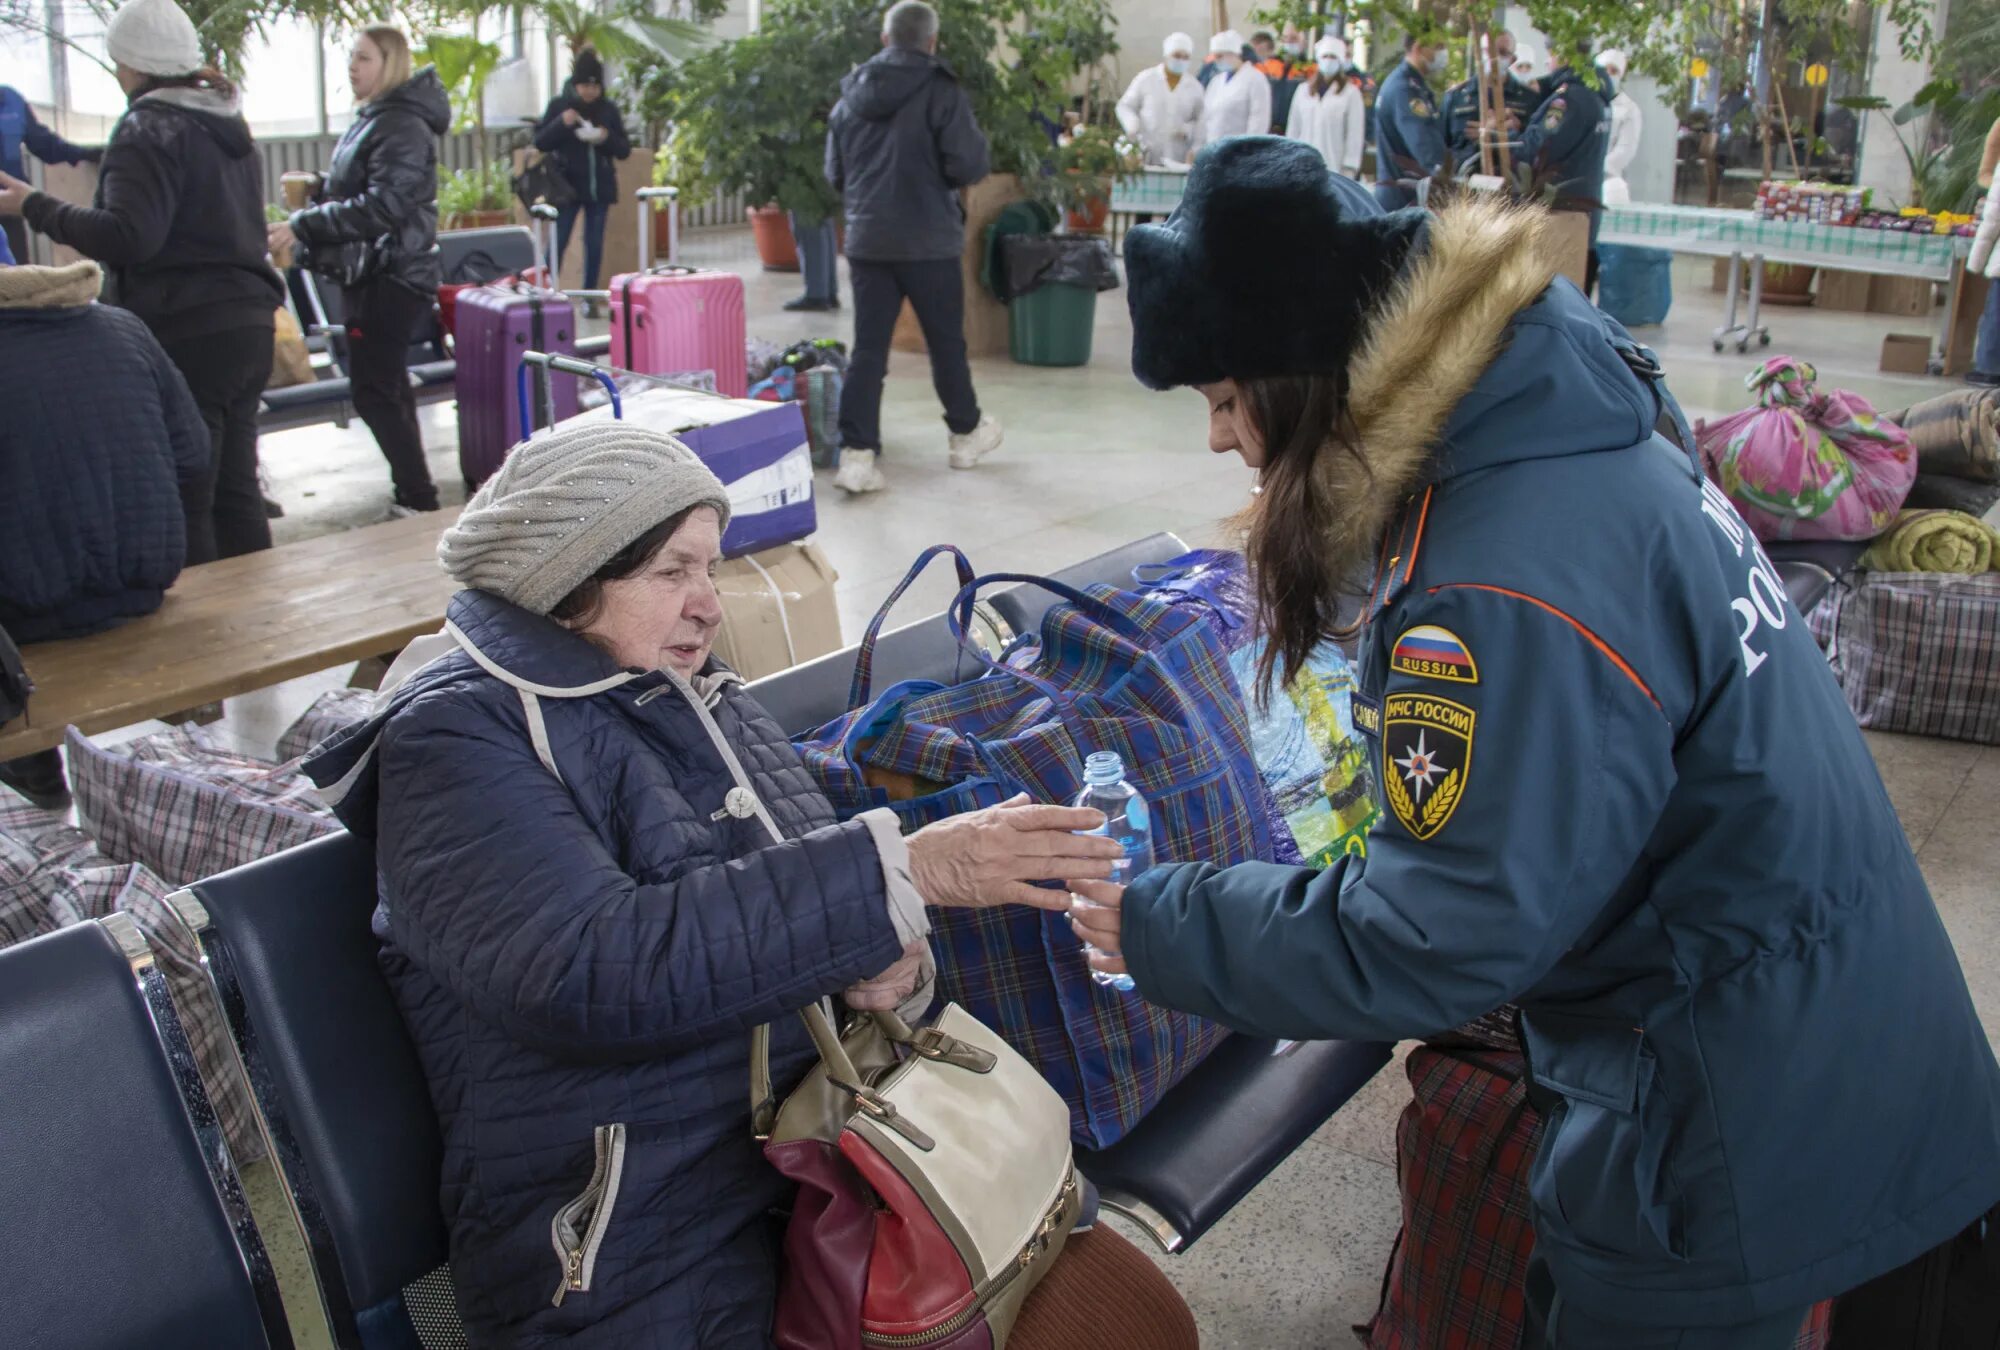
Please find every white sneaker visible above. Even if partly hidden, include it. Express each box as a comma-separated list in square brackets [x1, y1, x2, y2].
[833, 449, 888, 495]
[947, 415, 1003, 470]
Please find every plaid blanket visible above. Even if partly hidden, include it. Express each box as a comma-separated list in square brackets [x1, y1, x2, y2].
[1807, 572, 2000, 744]
[67, 724, 340, 887]
[276, 687, 376, 763]
[797, 548, 1271, 1147]
[0, 801, 263, 1165]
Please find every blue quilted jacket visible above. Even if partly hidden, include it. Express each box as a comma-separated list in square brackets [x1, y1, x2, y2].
[0, 263, 206, 642]
[307, 590, 905, 1348]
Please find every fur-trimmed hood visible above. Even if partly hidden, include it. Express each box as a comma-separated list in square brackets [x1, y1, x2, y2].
[1317, 196, 1658, 580]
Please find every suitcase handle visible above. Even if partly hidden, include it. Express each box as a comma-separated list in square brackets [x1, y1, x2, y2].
[517, 351, 621, 437]
[637, 185, 679, 269]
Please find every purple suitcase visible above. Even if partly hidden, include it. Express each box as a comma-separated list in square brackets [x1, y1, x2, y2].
[455, 282, 580, 487]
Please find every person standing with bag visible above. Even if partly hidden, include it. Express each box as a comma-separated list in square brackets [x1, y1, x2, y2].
[0, 0, 280, 561]
[533, 48, 630, 298]
[269, 25, 448, 517]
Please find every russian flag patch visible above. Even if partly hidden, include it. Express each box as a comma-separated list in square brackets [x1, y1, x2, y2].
[1390, 625, 1479, 684]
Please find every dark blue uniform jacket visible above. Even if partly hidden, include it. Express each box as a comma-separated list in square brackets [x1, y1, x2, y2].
[1122, 199, 2000, 1326]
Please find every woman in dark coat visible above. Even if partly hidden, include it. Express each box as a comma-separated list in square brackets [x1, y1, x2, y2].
[534, 48, 630, 296]
[305, 421, 1198, 1350]
[270, 25, 449, 516]
[1071, 137, 2000, 1350]
[1, 0, 281, 561]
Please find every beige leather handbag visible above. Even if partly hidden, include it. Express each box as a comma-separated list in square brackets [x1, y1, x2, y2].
[758, 1002, 1081, 1349]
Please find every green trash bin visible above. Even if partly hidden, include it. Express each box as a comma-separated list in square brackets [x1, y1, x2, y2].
[1009, 283, 1098, 367]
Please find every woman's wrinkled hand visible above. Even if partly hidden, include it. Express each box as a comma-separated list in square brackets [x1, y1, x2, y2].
[907, 793, 1123, 911]
[1067, 879, 1128, 977]
[844, 940, 929, 1012]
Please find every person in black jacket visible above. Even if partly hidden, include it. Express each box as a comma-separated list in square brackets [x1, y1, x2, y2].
[0, 258, 208, 809]
[269, 25, 448, 516]
[534, 49, 630, 296]
[824, 0, 1001, 496]
[0, 0, 280, 561]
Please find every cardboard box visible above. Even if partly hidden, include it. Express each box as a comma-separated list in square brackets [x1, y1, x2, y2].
[568, 387, 815, 559]
[1816, 268, 1874, 312]
[1869, 274, 1935, 318]
[712, 542, 842, 682]
[1539, 210, 1591, 293]
[1880, 333, 1932, 375]
[1944, 266, 1990, 378]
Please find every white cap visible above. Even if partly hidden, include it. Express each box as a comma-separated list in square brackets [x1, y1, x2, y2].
[1209, 30, 1244, 56]
[1600, 47, 1628, 77]
[1163, 31, 1194, 58]
[1315, 37, 1348, 66]
[1512, 45, 1539, 72]
[104, 0, 204, 78]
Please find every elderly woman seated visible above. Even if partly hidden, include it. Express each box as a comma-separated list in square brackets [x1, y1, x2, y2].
[306, 422, 1197, 1350]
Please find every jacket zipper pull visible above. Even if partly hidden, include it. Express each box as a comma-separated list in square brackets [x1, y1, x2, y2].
[552, 1249, 585, 1307]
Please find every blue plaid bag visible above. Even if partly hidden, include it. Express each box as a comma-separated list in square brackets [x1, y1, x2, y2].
[795, 546, 1275, 1147]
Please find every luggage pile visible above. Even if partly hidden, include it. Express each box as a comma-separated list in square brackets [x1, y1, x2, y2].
[1758, 388, 2000, 745]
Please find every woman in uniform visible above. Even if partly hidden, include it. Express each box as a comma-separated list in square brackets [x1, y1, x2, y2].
[1069, 136, 2000, 1350]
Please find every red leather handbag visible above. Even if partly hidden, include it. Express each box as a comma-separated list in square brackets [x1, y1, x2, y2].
[759, 1003, 1081, 1350]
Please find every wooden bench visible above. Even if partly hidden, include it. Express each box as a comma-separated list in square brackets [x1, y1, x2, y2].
[0, 512, 458, 760]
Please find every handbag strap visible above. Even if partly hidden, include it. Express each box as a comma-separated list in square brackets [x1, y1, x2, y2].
[848, 545, 978, 709]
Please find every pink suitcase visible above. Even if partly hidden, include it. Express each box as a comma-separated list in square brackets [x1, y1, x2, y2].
[608, 186, 749, 398]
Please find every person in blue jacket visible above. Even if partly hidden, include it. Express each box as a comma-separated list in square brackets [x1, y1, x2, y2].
[1439, 29, 1541, 164]
[0, 84, 98, 264]
[1076, 137, 2000, 1350]
[1372, 31, 1450, 209]
[302, 420, 1202, 1349]
[533, 48, 631, 296]
[1504, 47, 1611, 290]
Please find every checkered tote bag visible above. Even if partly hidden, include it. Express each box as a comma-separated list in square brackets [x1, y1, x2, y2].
[1806, 571, 2000, 745]
[795, 546, 1275, 1148]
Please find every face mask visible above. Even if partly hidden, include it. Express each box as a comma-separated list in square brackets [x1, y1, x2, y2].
[1426, 51, 1450, 78]
[1218, 55, 1241, 73]
[1166, 57, 1190, 75]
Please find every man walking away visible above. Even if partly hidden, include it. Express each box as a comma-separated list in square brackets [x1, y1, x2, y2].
[825, 0, 1002, 496]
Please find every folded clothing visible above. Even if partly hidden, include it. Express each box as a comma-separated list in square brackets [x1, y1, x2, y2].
[1860, 509, 2000, 574]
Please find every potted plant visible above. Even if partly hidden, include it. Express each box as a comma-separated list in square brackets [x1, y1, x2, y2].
[654, 18, 851, 271]
[438, 160, 515, 231]
[1049, 124, 1140, 234]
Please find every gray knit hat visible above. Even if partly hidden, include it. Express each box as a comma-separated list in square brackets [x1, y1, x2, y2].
[438, 422, 732, 615]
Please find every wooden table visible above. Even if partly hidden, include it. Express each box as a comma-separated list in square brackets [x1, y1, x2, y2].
[0, 512, 459, 759]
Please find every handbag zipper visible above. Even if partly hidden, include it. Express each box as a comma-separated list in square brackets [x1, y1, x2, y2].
[859, 1171, 1076, 1348]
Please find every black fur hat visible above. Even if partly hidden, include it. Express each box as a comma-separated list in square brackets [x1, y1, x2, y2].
[1125, 136, 1431, 390]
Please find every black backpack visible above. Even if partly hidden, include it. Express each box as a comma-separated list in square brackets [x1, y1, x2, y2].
[0, 624, 30, 727]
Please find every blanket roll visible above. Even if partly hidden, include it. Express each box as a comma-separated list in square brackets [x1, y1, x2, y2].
[1860, 509, 2000, 574]
[1880, 390, 2000, 483]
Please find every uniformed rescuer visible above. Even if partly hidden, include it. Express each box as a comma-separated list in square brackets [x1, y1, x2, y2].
[1372, 31, 1450, 209]
[1073, 136, 2000, 1350]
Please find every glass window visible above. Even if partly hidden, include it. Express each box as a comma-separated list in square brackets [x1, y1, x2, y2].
[240, 16, 323, 137]
[1, 26, 54, 107]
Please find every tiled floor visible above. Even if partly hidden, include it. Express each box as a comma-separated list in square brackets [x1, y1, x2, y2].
[147, 231, 2000, 1347]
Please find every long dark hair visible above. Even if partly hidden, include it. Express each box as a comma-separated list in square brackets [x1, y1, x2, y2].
[549, 507, 699, 636]
[1231, 373, 1373, 699]
[134, 68, 237, 101]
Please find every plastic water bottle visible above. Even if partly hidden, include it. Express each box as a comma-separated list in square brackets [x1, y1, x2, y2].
[1073, 751, 1152, 993]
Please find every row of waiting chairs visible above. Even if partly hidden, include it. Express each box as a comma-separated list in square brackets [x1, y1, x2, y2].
[5, 535, 1396, 1349]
